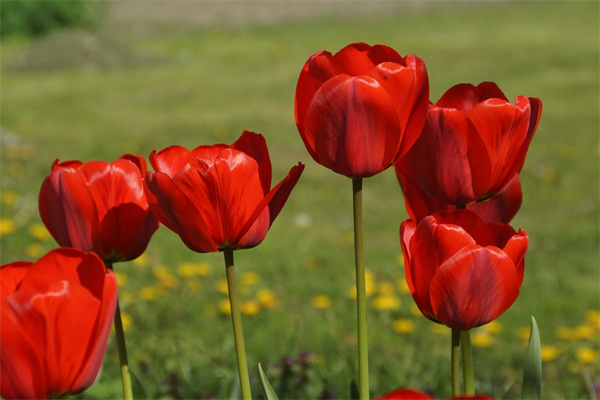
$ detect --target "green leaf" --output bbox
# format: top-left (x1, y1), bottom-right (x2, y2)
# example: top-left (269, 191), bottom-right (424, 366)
top-left (522, 315), bottom-right (542, 399)
top-left (258, 362), bottom-right (279, 400)
top-left (350, 379), bottom-right (360, 400)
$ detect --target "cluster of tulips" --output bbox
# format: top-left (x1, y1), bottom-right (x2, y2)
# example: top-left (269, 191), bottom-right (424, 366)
top-left (0, 42), bottom-right (542, 399)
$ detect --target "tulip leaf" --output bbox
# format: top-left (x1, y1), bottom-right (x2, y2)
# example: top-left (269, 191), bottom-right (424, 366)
top-left (258, 362), bottom-right (279, 400)
top-left (521, 315), bottom-right (542, 399)
top-left (350, 379), bottom-right (360, 400)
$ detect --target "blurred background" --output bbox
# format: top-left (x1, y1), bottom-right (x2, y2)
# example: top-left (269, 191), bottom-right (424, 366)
top-left (1, 1), bottom-right (598, 399)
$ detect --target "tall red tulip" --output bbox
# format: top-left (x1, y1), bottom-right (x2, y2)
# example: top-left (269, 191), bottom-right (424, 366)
top-left (144, 131), bottom-right (304, 253)
top-left (397, 170), bottom-right (523, 224)
top-left (0, 248), bottom-right (117, 399)
top-left (294, 42), bottom-right (429, 178)
top-left (39, 154), bottom-right (159, 264)
top-left (400, 209), bottom-right (528, 331)
top-left (397, 81), bottom-right (542, 205)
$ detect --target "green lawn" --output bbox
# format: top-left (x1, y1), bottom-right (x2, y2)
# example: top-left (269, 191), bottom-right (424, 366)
top-left (1, 2), bottom-right (598, 399)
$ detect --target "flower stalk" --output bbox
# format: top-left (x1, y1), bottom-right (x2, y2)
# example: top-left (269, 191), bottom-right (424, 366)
top-left (224, 249), bottom-right (252, 400)
top-left (353, 178), bottom-right (370, 399)
top-left (461, 330), bottom-right (475, 396)
top-left (106, 263), bottom-right (133, 400)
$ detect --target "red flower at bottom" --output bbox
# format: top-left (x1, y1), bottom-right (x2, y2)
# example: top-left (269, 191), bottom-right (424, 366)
top-left (400, 210), bottom-right (528, 331)
top-left (0, 248), bottom-right (117, 399)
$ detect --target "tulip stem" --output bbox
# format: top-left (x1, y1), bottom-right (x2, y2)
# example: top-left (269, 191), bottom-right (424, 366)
top-left (223, 249), bottom-right (252, 400)
top-left (461, 330), bottom-right (475, 396)
top-left (106, 263), bottom-right (133, 400)
top-left (352, 178), bottom-right (370, 400)
top-left (451, 328), bottom-right (461, 397)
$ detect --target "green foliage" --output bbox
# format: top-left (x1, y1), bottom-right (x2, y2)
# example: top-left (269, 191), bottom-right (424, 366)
top-left (522, 316), bottom-right (542, 400)
top-left (258, 363), bottom-right (279, 400)
top-left (0, 1), bottom-right (103, 38)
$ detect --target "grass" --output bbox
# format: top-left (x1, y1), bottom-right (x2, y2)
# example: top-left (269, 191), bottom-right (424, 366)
top-left (1, 1), bottom-right (599, 399)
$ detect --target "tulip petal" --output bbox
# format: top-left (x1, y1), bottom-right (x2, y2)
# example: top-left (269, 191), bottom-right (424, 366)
top-left (468, 175), bottom-right (522, 223)
top-left (370, 56), bottom-right (429, 158)
top-left (330, 42), bottom-right (404, 76)
top-left (232, 131), bottom-right (272, 195)
top-left (399, 106), bottom-right (492, 204)
top-left (304, 74), bottom-right (402, 177)
top-left (436, 82), bottom-right (508, 112)
top-left (145, 171), bottom-right (219, 253)
top-left (430, 245), bottom-right (520, 330)
top-left (403, 215), bottom-right (477, 320)
top-left (468, 96), bottom-right (532, 198)
top-left (39, 167), bottom-right (101, 253)
top-left (236, 162), bottom-right (305, 248)
top-left (295, 50), bottom-right (336, 141)
top-left (149, 145), bottom-right (198, 178)
top-left (0, 261), bottom-right (31, 303)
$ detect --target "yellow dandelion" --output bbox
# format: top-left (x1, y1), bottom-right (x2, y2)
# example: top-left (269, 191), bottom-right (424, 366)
top-left (25, 243), bottom-right (44, 259)
top-left (312, 295), bottom-right (332, 310)
top-left (241, 271), bottom-right (260, 286)
top-left (585, 310), bottom-right (600, 330)
top-left (471, 331), bottom-right (494, 347)
top-left (177, 262), bottom-right (211, 278)
top-left (120, 311), bottom-right (132, 333)
top-left (28, 223), bottom-right (51, 241)
top-left (119, 291), bottom-right (136, 306)
top-left (114, 272), bottom-right (128, 287)
top-left (365, 277), bottom-right (376, 297)
top-left (378, 281), bottom-right (396, 295)
top-left (132, 253), bottom-right (149, 267)
top-left (410, 304), bottom-right (422, 317)
top-left (574, 324), bottom-right (597, 341)
top-left (372, 295), bottom-right (401, 311)
top-left (482, 320), bottom-right (503, 334)
top-left (241, 300), bottom-right (261, 316)
top-left (517, 326), bottom-right (532, 345)
top-left (395, 254), bottom-right (405, 267)
top-left (216, 279), bottom-right (229, 295)
top-left (576, 347), bottom-right (599, 364)
top-left (1, 190), bottom-right (18, 207)
top-left (218, 299), bottom-right (231, 315)
top-left (541, 346), bottom-right (560, 362)
top-left (139, 286), bottom-right (163, 301)
top-left (0, 218), bottom-right (16, 236)
top-left (393, 318), bottom-right (415, 334)
top-left (153, 266), bottom-right (178, 289)
top-left (430, 323), bottom-right (450, 335)
top-left (256, 289), bottom-right (277, 309)
top-left (556, 326), bottom-right (577, 341)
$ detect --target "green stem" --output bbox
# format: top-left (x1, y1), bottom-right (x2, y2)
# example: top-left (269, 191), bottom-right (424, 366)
top-left (352, 178), bottom-right (370, 400)
top-left (106, 263), bottom-right (133, 400)
top-left (451, 328), bottom-right (461, 397)
top-left (223, 249), bottom-right (252, 400)
top-left (461, 330), bottom-right (475, 396)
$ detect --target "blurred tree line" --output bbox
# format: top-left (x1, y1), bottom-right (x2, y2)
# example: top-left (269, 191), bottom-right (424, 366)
top-left (1, 1), bottom-right (105, 38)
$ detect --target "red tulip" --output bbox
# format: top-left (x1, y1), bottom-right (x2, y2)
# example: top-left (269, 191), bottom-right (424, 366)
top-left (0, 248), bottom-right (117, 399)
top-left (144, 131), bottom-right (304, 253)
top-left (39, 154), bottom-right (159, 264)
top-left (376, 388), bottom-right (434, 399)
top-left (295, 42), bottom-right (429, 178)
top-left (400, 209), bottom-right (528, 331)
top-left (397, 170), bottom-right (522, 224)
top-left (397, 81), bottom-right (542, 205)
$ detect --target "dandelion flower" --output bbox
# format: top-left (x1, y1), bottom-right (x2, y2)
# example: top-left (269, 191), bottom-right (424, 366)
top-left (312, 295), bottom-right (332, 310)
top-left (393, 318), bottom-right (415, 334)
